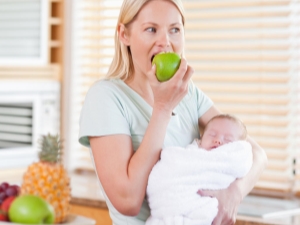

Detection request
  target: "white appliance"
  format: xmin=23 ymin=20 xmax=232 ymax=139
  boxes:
xmin=0 ymin=80 xmax=60 ymax=169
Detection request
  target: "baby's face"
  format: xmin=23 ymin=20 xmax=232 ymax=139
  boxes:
xmin=200 ymin=118 xmax=243 ymax=150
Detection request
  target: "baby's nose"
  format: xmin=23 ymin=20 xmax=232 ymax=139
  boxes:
xmin=214 ymin=138 xmax=222 ymax=145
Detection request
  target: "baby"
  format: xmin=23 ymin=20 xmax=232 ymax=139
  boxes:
xmin=146 ymin=114 xmax=252 ymax=225
xmin=196 ymin=113 xmax=247 ymax=150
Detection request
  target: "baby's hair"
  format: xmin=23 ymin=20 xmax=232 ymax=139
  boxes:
xmin=203 ymin=114 xmax=248 ymax=140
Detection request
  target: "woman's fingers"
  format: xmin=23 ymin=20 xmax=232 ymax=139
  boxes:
xmin=197 ymin=189 xmax=213 ymax=197
xmin=147 ymin=64 xmax=160 ymax=85
xmin=147 ymin=56 xmax=193 ymax=112
xmin=173 ymin=57 xmax=188 ymax=80
xmin=212 ymin=213 xmax=222 ymax=225
xmin=198 ymin=189 xmax=236 ymax=225
xmin=172 ymin=58 xmax=194 ymax=90
xmin=183 ymin=65 xmax=194 ymax=83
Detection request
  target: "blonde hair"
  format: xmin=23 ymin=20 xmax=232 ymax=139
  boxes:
xmin=203 ymin=114 xmax=248 ymax=140
xmin=106 ymin=0 xmax=186 ymax=81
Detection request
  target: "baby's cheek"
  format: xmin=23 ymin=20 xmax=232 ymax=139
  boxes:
xmin=224 ymin=140 xmax=233 ymax=144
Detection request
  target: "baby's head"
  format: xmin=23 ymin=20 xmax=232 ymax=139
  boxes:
xmin=199 ymin=114 xmax=247 ymax=150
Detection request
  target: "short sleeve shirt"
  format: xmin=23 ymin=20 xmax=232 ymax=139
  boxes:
xmin=78 ymin=78 xmax=213 ymax=225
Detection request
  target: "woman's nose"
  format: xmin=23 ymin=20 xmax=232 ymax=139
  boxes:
xmin=156 ymin=30 xmax=171 ymax=49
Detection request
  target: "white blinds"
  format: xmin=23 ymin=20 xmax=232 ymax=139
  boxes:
xmin=67 ymin=0 xmax=122 ymax=171
xmin=183 ymin=0 xmax=300 ymax=196
xmin=0 ymin=0 xmax=48 ymax=64
xmin=70 ymin=0 xmax=300 ymax=196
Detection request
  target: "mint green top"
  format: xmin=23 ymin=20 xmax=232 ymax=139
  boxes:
xmin=79 ymin=79 xmax=213 ymax=225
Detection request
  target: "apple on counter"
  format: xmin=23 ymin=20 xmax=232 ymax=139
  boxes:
xmin=8 ymin=195 xmax=55 ymax=224
xmin=1 ymin=196 xmax=16 ymax=214
xmin=0 ymin=210 xmax=9 ymax=222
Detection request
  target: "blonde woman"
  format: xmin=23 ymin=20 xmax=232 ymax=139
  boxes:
xmin=79 ymin=1 xmax=268 ymax=225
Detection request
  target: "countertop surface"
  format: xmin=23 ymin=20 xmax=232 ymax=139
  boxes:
xmin=3 ymin=169 xmax=300 ymax=225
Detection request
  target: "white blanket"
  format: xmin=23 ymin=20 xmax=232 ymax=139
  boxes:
xmin=146 ymin=140 xmax=253 ymax=225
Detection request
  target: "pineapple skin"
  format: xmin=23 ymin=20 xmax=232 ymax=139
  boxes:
xmin=21 ymin=162 xmax=71 ymax=223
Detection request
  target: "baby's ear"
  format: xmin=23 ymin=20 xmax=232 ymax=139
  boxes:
xmin=194 ymin=138 xmax=201 ymax=146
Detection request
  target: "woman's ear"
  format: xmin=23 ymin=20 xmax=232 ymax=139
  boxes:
xmin=118 ymin=23 xmax=130 ymax=46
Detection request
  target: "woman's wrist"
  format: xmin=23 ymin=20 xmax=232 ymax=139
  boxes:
xmin=229 ymin=178 xmax=245 ymax=203
xmin=152 ymin=103 xmax=174 ymax=119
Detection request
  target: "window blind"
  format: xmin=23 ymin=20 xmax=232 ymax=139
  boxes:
xmin=67 ymin=0 xmax=122 ymax=171
xmin=0 ymin=0 xmax=48 ymax=65
xmin=70 ymin=0 xmax=300 ymax=197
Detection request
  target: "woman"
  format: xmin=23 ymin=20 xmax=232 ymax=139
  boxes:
xmin=79 ymin=0 xmax=268 ymax=224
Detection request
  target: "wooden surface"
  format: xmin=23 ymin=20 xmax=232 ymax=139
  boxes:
xmin=70 ymin=203 xmax=112 ymax=225
xmin=236 ymin=221 xmax=262 ymax=225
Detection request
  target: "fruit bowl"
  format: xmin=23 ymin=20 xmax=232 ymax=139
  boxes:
xmin=0 ymin=214 xmax=96 ymax=225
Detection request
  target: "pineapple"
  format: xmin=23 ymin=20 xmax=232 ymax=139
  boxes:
xmin=21 ymin=134 xmax=71 ymax=223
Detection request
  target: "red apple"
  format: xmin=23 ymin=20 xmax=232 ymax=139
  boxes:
xmin=1 ymin=196 xmax=16 ymax=213
xmin=0 ymin=210 xmax=8 ymax=221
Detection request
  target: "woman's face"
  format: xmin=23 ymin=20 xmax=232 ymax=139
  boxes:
xmin=124 ymin=0 xmax=184 ymax=78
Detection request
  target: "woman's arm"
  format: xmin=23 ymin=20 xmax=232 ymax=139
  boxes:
xmin=89 ymin=106 xmax=172 ymax=216
xmin=90 ymin=59 xmax=193 ymax=216
xmin=197 ymin=105 xmax=268 ymax=225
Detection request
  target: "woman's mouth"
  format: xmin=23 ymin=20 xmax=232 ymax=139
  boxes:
xmin=151 ymin=55 xmax=155 ymax=63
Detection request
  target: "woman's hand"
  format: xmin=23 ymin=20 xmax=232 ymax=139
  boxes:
xmin=197 ymin=181 xmax=242 ymax=225
xmin=147 ymin=57 xmax=193 ymax=114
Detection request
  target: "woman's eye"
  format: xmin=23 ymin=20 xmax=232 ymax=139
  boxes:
xmin=146 ymin=27 xmax=156 ymax=33
xmin=171 ymin=27 xmax=180 ymax=33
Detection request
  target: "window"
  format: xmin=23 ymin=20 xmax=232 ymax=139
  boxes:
xmin=67 ymin=0 xmax=300 ymax=197
xmin=0 ymin=0 xmax=49 ymax=65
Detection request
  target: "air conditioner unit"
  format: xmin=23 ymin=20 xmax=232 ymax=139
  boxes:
xmin=0 ymin=80 xmax=60 ymax=169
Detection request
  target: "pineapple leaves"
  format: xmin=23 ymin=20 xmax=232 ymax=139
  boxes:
xmin=38 ymin=133 xmax=63 ymax=164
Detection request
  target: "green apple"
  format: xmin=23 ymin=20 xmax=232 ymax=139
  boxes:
xmin=152 ymin=52 xmax=181 ymax=82
xmin=8 ymin=195 xmax=55 ymax=224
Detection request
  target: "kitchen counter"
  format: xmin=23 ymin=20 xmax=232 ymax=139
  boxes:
xmin=70 ymin=171 xmax=300 ymax=225
xmin=3 ymin=169 xmax=300 ymax=225
xmin=69 ymin=170 xmax=300 ymax=225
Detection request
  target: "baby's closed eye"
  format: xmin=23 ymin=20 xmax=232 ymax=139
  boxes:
xmin=208 ymin=132 xmax=216 ymax=137
xmin=224 ymin=136 xmax=234 ymax=142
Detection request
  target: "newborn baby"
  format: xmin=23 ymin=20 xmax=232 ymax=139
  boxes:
xmin=146 ymin=114 xmax=253 ymax=225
